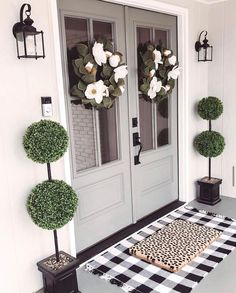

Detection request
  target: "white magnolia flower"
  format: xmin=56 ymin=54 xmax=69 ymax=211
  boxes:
xmin=105 ymin=51 xmax=112 ymax=58
xmin=114 ymin=65 xmax=128 ymax=83
xmin=119 ymin=85 xmax=125 ymax=93
xmin=85 ymin=80 xmax=108 ymax=104
xmin=164 ymin=49 xmax=172 ymax=57
xmin=153 ymin=49 xmax=163 ymax=70
xmin=104 ymin=86 xmax=109 ymax=97
xmin=109 ymin=54 xmax=121 ymax=67
xmin=92 ymin=42 xmax=107 ymax=66
xmin=147 ymin=76 xmax=162 ymax=99
xmin=85 ymin=62 xmax=94 ymax=73
xmin=150 ymin=69 xmax=155 ymax=77
xmin=168 ymin=66 xmax=181 ymax=80
xmin=168 ymin=55 xmax=177 ymax=65
xmin=163 ymin=85 xmax=171 ymax=92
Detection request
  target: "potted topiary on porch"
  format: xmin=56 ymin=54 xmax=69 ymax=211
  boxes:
xmin=23 ymin=120 xmax=80 ymax=293
xmin=194 ymin=96 xmax=225 ymax=205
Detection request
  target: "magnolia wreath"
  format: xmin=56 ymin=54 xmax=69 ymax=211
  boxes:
xmin=71 ymin=39 xmax=128 ymax=109
xmin=138 ymin=43 xmax=180 ymax=103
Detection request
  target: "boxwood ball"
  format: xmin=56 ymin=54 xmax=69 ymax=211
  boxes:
xmin=27 ymin=180 xmax=78 ymax=230
xmin=23 ymin=120 xmax=69 ymax=163
xmin=198 ymin=96 xmax=223 ymax=120
xmin=194 ymin=130 xmax=225 ymax=158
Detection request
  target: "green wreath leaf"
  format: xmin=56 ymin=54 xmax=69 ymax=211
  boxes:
xmin=113 ymin=87 xmax=122 ymax=97
xmin=77 ymin=43 xmax=88 ymax=57
xmin=82 ymin=74 xmax=96 ymax=84
xmin=140 ymin=83 xmax=149 ymax=94
xmin=71 ymin=85 xmax=85 ymax=98
xmin=158 ymin=88 xmax=166 ymax=96
xmin=74 ymin=58 xmax=83 ymax=68
xmin=104 ymin=40 xmax=113 ymax=52
xmin=78 ymin=81 xmax=87 ymax=91
xmin=117 ymin=79 xmax=125 ymax=87
xmin=84 ymin=54 xmax=95 ymax=64
xmin=103 ymin=97 xmax=113 ymax=108
xmin=109 ymin=74 xmax=116 ymax=87
xmin=102 ymin=64 xmax=113 ymax=78
xmin=108 ymin=85 xmax=115 ymax=93
xmin=167 ymin=79 xmax=175 ymax=88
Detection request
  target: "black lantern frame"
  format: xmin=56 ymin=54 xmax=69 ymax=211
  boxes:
xmin=12 ymin=3 xmax=45 ymax=59
xmin=195 ymin=31 xmax=213 ymax=62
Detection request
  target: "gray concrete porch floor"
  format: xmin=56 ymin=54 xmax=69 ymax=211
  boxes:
xmin=77 ymin=196 xmax=236 ymax=292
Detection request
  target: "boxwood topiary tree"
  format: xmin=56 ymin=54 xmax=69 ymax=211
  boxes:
xmin=194 ymin=96 xmax=225 ymax=180
xmin=23 ymin=120 xmax=78 ymax=262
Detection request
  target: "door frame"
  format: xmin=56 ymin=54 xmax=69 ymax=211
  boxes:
xmin=49 ymin=0 xmax=189 ymax=256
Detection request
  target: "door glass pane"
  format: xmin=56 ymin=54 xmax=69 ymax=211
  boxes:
xmin=71 ymin=104 xmax=97 ymax=171
xmin=93 ymin=21 xmax=113 ymax=42
xmin=99 ymin=105 xmax=118 ymax=164
xmin=64 ymin=17 xmax=89 ymax=88
xmin=155 ymin=29 xmax=168 ymax=47
xmin=155 ymin=29 xmax=170 ymax=147
xmin=137 ymin=27 xmax=154 ymax=151
xmin=93 ymin=20 xmax=119 ymax=165
xmin=139 ymin=97 xmax=153 ymax=151
xmin=157 ymin=97 xmax=169 ymax=147
xmin=65 ymin=17 xmax=96 ymax=172
xmin=137 ymin=27 xmax=151 ymax=43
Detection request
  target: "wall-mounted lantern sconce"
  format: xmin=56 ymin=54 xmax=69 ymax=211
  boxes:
xmin=195 ymin=31 xmax=213 ymax=62
xmin=12 ymin=3 xmax=45 ymax=59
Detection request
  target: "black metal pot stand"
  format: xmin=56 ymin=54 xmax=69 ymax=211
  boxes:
xmin=197 ymin=177 xmax=222 ymax=205
xmin=37 ymin=251 xmax=81 ymax=293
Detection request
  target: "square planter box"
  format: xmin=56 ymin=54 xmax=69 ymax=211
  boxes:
xmin=37 ymin=251 xmax=81 ymax=293
xmin=197 ymin=177 xmax=222 ymax=205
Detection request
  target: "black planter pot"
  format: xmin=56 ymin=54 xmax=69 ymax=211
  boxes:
xmin=37 ymin=251 xmax=81 ymax=293
xmin=197 ymin=176 xmax=222 ymax=205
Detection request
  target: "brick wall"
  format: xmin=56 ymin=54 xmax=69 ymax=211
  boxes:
xmin=71 ymin=104 xmax=96 ymax=172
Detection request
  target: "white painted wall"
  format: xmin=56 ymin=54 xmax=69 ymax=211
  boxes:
xmin=0 ymin=1 xmax=71 ymax=293
xmin=0 ymin=0 xmax=209 ymax=292
xmin=208 ymin=0 xmax=236 ymax=197
xmin=158 ymin=0 xmax=209 ymax=200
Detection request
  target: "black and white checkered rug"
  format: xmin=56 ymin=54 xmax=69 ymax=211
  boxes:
xmin=84 ymin=205 xmax=236 ymax=292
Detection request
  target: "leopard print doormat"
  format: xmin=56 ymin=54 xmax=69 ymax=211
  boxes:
xmin=84 ymin=205 xmax=236 ymax=293
xmin=129 ymin=219 xmax=222 ymax=272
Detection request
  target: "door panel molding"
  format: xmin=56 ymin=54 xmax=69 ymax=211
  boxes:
xmin=78 ymin=173 xmax=125 ymax=221
xmin=140 ymin=156 xmax=173 ymax=195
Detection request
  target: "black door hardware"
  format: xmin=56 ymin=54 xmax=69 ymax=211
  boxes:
xmin=133 ymin=132 xmax=143 ymax=165
xmin=132 ymin=117 xmax=138 ymax=128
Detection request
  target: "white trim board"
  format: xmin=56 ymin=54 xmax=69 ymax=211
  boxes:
xmin=195 ymin=0 xmax=228 ymax=4
xmin=103 ymin=0 xmax=189 ymax=204
xmin=49 ymin=0 xmax=77 ymax=257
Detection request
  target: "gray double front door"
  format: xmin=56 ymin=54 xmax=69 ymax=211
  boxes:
xmin=59 ymin=0 xmax=178 ymax=252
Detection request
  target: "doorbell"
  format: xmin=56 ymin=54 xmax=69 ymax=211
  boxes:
xmin=41 ymin=96 xmax=53 ymax=117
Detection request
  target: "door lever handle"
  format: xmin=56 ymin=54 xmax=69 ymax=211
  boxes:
xmin=133 ymin=132 xmax=142 ymax=165
xmin=134 ymin=140 xmax=143 ymax=165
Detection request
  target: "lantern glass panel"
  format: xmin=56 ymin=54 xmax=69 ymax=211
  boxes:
xmin=34 ymin=32 xmax=44 ymax=57
xmin=198 ymin=46 xmax=213 ymax=62
xmin=16 ymin=32 xmax=26 ymax=57
xmin=25 ymin=33 xmax=37 ymax=56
